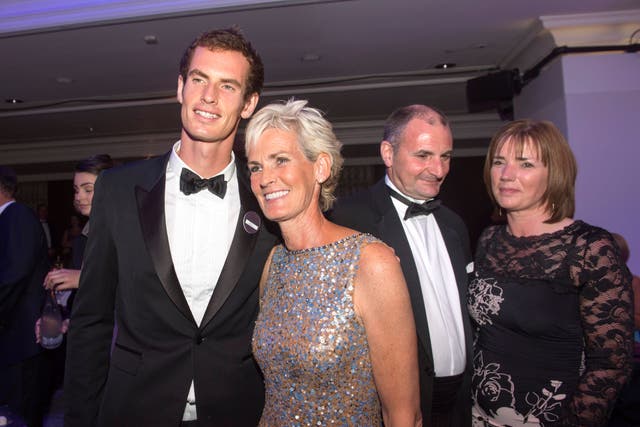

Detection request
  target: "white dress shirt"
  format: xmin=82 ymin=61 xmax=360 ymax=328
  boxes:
xmin=0 ymin=200 xmax=14 ymax=215
xmin=386 ymin=176 xmax=466 ymax=376
xmin=164 ymin=141 xmax=240 ymax=420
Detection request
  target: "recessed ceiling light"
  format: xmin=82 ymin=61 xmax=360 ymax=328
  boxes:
xmin=5 ymin=98 xmax=23 ymax=104
xmin=434 ymin=63 xmax=456 ymax=69
xmin=301 ymin=53 xmax=321 ymax=62
xmin=144 ymin=35 xmax=158 ymax=45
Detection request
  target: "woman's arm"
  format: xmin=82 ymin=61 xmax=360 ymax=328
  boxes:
xmin=569 ymin=233 xmax=634 ymax=426
xmin=43 ymin=268 xmax=81 ymax=291
xmin=354 ymin=241 xmax=422 ymax=427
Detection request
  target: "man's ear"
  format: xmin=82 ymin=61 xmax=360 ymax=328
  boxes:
xmin=177 ymin=75 xmax=185 ymax=104
xmin=380 ymin=141 xmax=394 ymax=168
xmin=241 ymin=92 xmax=260 ymax=119
xmin=314 ymin=153 xmax=331 ymax=184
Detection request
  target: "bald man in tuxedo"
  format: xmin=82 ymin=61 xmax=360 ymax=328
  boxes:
xmin=330 ymin=105 xmax=473 ymax=426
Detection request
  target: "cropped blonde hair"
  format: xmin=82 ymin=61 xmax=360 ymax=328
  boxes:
xmin=245 ymin=99 xmax=343 ymax=211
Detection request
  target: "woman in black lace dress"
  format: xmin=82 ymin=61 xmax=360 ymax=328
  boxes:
xmin=468 ymin=120 xmax=633 ymax=426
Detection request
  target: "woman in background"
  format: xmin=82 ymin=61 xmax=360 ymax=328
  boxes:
xmin=246 ymin=99 xmax=421 ymax=426
xmin=468 ymin=120 xmax=633 ymax=426
xmin=42 ymin=154 xmax=114 ymax=293
xmin=35 ymin=154 xmax=114 ymax=399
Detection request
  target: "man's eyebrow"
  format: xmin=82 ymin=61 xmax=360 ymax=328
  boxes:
xmin=188 ymin=69 xmax=209 ymax=79
xmin=220 ymin=77 xmax=242 ymax=87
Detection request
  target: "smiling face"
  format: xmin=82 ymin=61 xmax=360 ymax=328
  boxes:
xmin=177 ymin=47 xmax=258 ymax=147
xmin=381 ymin=118 xmax=453 ymax=200
xmin=247 ymin=128 xmax=327 ymax=224
xmin=490 ymin=138 xmax=549 ymax=216
xmin=73 ymin=172 xmax=98 ymax=216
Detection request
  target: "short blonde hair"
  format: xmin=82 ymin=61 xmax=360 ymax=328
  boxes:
xmin=245 ymin=99 xmax=343 ymax=211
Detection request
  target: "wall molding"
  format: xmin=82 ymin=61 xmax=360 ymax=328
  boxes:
xmin=6 ymin=113 xmax=502 ymax=181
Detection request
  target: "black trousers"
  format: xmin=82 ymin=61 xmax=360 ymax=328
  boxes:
xmin=0 ymin=352 xmax=52 ymax=427
xmin=429 ymin=372 xmax=465 ymax=427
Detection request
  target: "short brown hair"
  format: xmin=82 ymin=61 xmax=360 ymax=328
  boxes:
xmin=483 ymin=119 xmax=577 ymax=223
xmin=179 ymin=27 xmax=264 ymax=101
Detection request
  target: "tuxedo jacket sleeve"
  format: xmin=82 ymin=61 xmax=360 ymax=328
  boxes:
xmin=64 ymin=154 xmax=279 ymax=427
xmin=0 ymin=202 xmax=48 ymax=367
xmin=329 ymin=178 xmax=473 ymax=426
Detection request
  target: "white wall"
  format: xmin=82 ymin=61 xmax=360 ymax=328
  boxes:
xmin=514 ymin=58 xmax=568 ymax=135
xmin=514 ymin=52 xmax=640 ymax=273
xmin=564 ymin=53 xmax=640 ymax=273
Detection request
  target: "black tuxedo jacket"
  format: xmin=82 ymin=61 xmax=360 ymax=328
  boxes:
xmin=64 ymin=153 xmax=279 ymax=427
xmin=329 ymin=178 xmax=473 ymax=426
xmin=0 ymin=202 xmax=48 ymax=368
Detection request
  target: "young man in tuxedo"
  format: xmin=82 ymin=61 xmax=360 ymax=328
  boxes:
xmin=0 ymin=166 xmax=51 ymax=426
xmin=64 ymin=28 xmax=279 ymax=427
xmin=330 ymin=105 xmax=474 ymax=426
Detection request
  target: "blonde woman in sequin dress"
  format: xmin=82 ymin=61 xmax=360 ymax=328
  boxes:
xmin=245 ymin=99 xmax=422 ymax=427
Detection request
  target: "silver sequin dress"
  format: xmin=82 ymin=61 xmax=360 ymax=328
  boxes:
xmin=252 ymin=233 xmax=382 ymax=426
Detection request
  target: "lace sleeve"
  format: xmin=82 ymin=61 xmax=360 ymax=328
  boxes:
xmin=566 ymin=232 xmax=634 ymax=426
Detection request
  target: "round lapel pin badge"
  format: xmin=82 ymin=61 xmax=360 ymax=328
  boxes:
xmin=243 ymin=211 xmax=261 ymax=234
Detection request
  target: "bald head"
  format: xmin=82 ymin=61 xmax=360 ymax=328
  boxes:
xmin=383 ymin=104 xmax=450 ymax=152
xmin=380 ymin=105 xmax=453 ymax=200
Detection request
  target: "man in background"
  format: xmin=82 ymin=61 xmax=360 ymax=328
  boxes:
xmin=37 ymin=203 xmax=57 ymax=261
xmin=0 ymin=166 xmax=50 ymax=426
xmin=330 ymin=105 xmax=474 ymax=426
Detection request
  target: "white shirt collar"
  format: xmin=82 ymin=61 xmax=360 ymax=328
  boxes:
xmin=0 ymin=199 xmax=15 ymax=216
xmin=167 ymin=140 xmax=236 ymax=182
xmin=384 ymin=175 xmax=434 ymax=204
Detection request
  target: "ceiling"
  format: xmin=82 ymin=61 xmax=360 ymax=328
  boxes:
xmin=1 ymin=0 xmax=639 ymax=178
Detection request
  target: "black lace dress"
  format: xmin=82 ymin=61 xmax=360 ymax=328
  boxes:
xmin=468 ymin=220 xmax=633 ymax=427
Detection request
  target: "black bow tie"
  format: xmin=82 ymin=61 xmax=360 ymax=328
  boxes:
xmin=388 ymin=187 xmax=441 ymax=220
xmin=180 ymin=168 xmax=227 ymax=198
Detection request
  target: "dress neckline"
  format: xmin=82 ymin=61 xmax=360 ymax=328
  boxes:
xmin=283 ymin=232 xmax=365 ymax=255
xmin=500 ymin=220 xmax=583 ymax=244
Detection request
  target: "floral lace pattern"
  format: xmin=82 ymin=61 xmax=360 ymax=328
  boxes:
xmin=469 ymin=221 xmax=634 ymax=426
xmin=468 ymin=277 xmax=504 ymax=326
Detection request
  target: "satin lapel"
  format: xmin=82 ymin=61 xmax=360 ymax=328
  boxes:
xmin=199 ymin=167 xmax=260 ymax=328
xmin=135 ymin=154 xmax=195 ymax=325
xmin=370 ymin=180 xmax=431 ymax=354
